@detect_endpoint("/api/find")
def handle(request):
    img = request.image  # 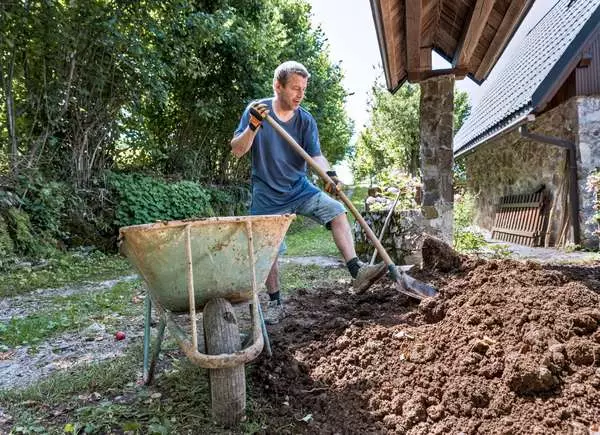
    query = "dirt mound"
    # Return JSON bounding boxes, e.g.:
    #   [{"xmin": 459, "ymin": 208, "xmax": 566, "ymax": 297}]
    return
[{"xmin": 251, "ymin": 258, "xmax": 600, "ymax": 434}]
